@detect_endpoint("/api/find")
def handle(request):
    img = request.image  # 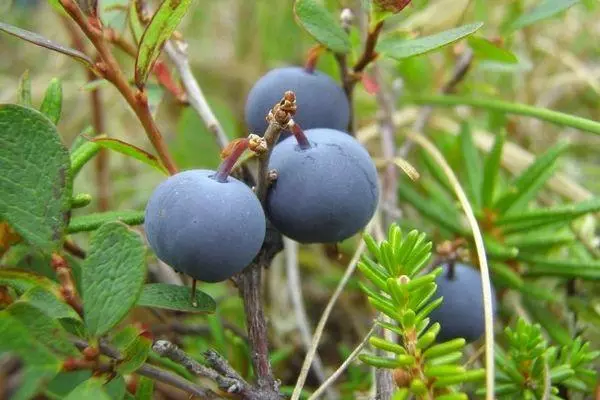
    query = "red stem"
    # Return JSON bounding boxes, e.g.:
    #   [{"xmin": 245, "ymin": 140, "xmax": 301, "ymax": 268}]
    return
[
  {"xmin": 213, "ymin": 138, "xmax": 249, "ymax": 182},
  {"xmin": 290, "ymin": 122, "xmax": 311, "ymax": 150}
]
